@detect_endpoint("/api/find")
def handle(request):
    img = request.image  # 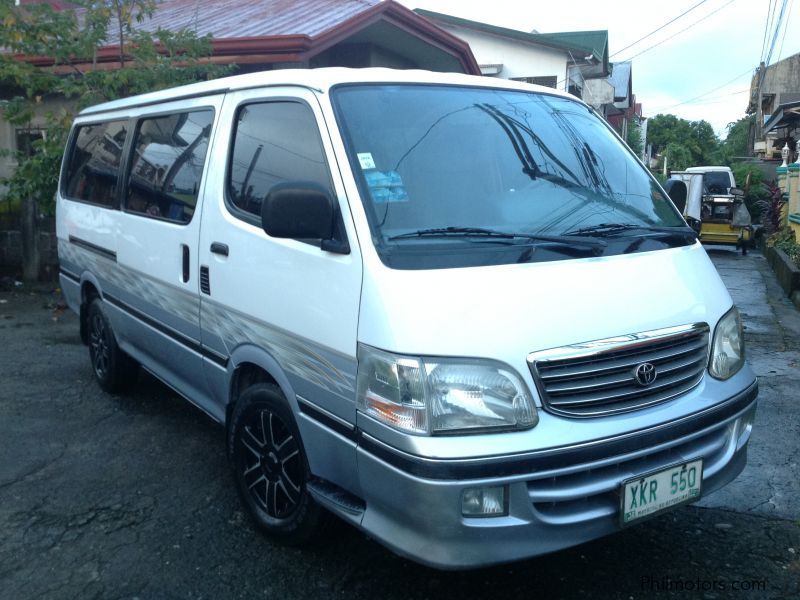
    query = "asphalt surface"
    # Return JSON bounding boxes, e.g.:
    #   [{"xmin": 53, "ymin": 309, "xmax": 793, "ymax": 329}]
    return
[{"xmin": 1, "ymin": 248, "xmax": 798, "ymax": 600}]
